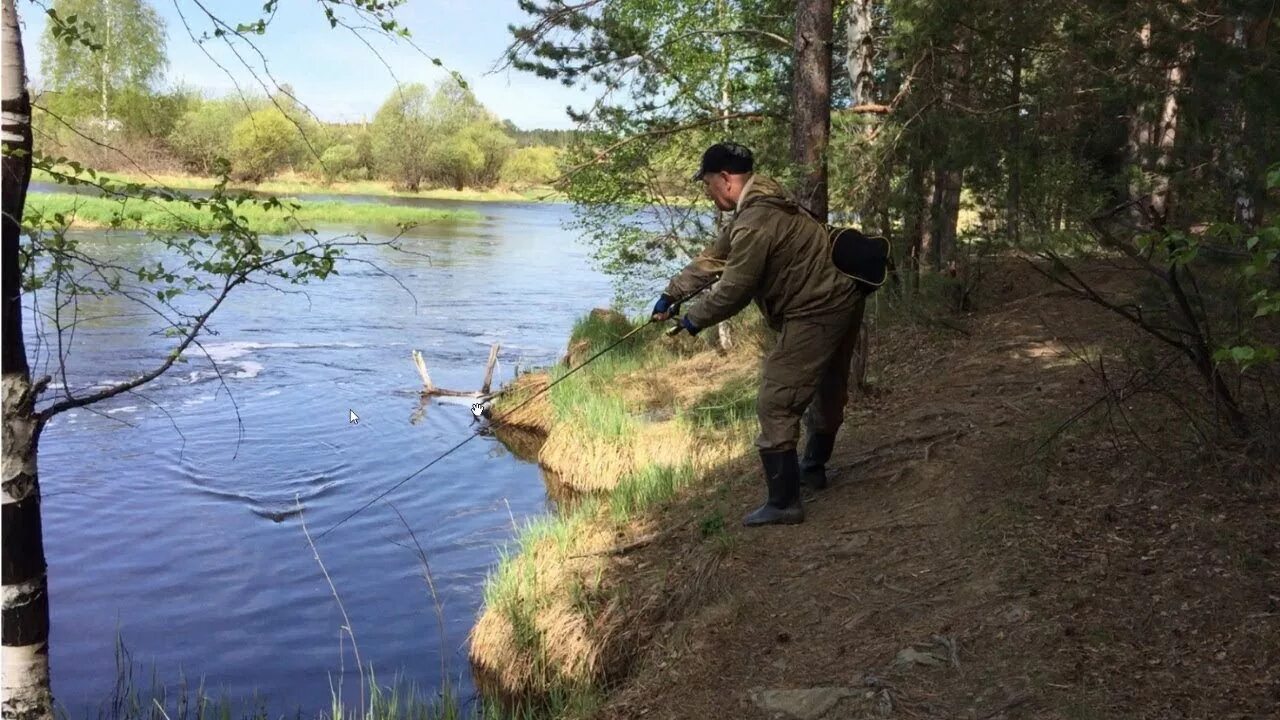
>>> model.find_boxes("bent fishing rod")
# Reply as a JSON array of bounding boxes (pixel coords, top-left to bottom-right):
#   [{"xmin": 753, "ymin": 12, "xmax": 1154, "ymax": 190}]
[{"xmin": 313, "ymin": 277, "xmax": 717, "ymax": 541}]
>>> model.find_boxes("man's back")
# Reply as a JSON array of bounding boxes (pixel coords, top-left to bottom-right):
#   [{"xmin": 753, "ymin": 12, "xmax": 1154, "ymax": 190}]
[{"xmin": 722, "ymin": 175, "xmax": 862, "ymax": 327}]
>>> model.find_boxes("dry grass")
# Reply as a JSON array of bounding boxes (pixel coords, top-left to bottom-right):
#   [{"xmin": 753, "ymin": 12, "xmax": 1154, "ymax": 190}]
[
  {"xmin": 472, "ymin": 308, "xmax": 770, "ymax": 708},
  {"xmin": 489, "ymin": 373, "xmax": 554, "ymax": 435}
]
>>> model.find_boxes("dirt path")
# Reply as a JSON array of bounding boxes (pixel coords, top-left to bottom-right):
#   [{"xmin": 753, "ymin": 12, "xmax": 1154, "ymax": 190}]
[{"xmin": 598, "ymin": 267, "xmax": 1279, "ymax": 719}]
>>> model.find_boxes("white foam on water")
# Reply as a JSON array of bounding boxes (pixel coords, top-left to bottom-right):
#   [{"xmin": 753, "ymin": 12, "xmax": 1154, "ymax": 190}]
[
  {"xmin": 176, "ymin": 340, "xmax": 366, "ymax": 384},
  {"xmin": 105, "ymin": 406, "xmax": 138, "ymax": 415},
  {"xmin": 261, "ymin": 389, "xmax": 282, "ymax": 397},
  {"xmin": 193, "ymin": 340, "xmax": 366, "ymax": 363},
  {"xmin": 232, "ymin": 361, "xmax": 264, "ymax": 380}
]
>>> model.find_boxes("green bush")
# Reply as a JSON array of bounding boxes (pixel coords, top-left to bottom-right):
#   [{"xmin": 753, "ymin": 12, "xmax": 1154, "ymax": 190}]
[
  {"xmin": 168, "ymin": 97, "xmax": 263, "ymax": 175},
  {"xmin": 459, "ymin": 122, "xmax": 516, "ymax": 186},
  {"xmin": 501, "ymin": 146, "xmax": 561, "ymax": 187},
  {"xmin": 228, "ymin": 108, "xmax": 304, "ymax": 182},
  {"xmin": 369, "ymin": 78, "xmax": 511, "ymax": 191},
  {"xmin": 316, "ymin": 143, "xmax": 362, "ymax": 183},
  {"xmin": 370, "ymin": 84, "xmax": 434, "ymax": 190},
  {"xmin": 111, "ymin": 87, "xmax": 196, "ymax": 140},
  {"xmin": 424, "ymin": 139, "xmax": 485, "ymax": 190}
]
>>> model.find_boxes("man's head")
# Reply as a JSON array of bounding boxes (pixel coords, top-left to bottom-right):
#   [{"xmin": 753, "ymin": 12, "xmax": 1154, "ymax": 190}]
[{"xmin": 693, "ymin": 142, "xmax": 754, "ymax": 211}]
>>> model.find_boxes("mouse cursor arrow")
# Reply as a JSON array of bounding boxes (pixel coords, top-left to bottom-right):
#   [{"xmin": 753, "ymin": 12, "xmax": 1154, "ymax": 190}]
[{"xmin": 348, "ymin": 409, "xmax": 359, "ymax": 425}]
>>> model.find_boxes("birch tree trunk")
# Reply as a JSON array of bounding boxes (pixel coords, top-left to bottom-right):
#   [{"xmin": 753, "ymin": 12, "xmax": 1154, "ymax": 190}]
[
  {"xmin": 1006, "ymin": 4, "xmax": 1024, "ymax": 244},
  {"xmin": 790, "ymin": 0, "xmax": 834, "ymax": 222},
  {"xmin": 710, "ymin": 0, "xmax": 732, "ymax": 352},
  {"xmin": 100, "ymin": 0, "xmax": 111, "ymax": 124},
  {"xmin": 1, "ymin": 1, "xmax": 53, "ymax": 717},
  {"xmin": 1127, "ymin": 19, "xmax": 1187, "ymax": 225},
  {"xmin": 844, "ymin": 0, "xmax": 874, "ymax": 106}
]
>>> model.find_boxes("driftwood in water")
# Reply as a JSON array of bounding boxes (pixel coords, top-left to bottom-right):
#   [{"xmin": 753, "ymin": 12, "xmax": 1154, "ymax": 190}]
[{"xmin": 414, "ymin": 345, "xmax": 501, "ymax": 398}]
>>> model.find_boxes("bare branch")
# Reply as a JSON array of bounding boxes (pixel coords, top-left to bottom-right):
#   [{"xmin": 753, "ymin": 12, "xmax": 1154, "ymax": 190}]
[
  {"xmin": 37, "ymin": 277, "xmax": 239, "ymax": 420},
  {"xmin": 553, "ymin": 112, "xmax": 775, "ymax": 185}
]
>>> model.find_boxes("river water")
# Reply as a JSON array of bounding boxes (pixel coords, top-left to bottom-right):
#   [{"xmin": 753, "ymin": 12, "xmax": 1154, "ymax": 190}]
[{"xmin": 28, "ymin": 195, "xmax": 617, "ymax": 716}]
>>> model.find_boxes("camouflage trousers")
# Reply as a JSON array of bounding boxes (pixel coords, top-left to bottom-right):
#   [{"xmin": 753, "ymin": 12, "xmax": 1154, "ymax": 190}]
[{"xmin": 755, "ymin": 296, "xmax": 867, "ymax": 452}]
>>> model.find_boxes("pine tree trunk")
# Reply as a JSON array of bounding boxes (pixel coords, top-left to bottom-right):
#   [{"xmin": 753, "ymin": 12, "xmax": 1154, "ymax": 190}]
[
  {"xmin": 923, "ymin": 167, "xmax": 942, "ymax": 271},
  {"xmin": 790, "ymin": 0, "xmax": 834, "ymax": 222},
  {"xmin": 904, "ymin": 153, "xmax": 926, "ymax": 291},
  {"xmin": 937, "ymin": 168, "xmax": 963, "ymax": 269},
  {"xmin": 2, "ymin": 2, "xmax": 53, "ymax": 718}
]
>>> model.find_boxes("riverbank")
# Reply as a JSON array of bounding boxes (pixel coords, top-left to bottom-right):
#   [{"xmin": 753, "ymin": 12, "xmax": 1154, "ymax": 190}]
[
  {"xmin": 477, "ymin": 261, "xmax": 1279, "ymax": 718},
  {"xmin": 32, "ymin": 167, "xmax": 568, "ymax": 204},
  {"xmin": 24, "ymin": 191, "xmax": 482, "ymax": 234},
  {"xmin": 470, "ymin": 308, "xmax": 768, "ymax": 713}
]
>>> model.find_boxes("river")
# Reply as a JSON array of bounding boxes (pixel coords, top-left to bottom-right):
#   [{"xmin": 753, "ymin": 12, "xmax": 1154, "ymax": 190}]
[{"xmin": 28, "ymin": 195, "xmax": 617, "ymax": 716}]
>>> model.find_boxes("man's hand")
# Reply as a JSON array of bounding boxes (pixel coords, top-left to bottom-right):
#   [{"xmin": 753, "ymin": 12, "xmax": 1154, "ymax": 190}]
[
  {"xmin": 651, "ymin": 293, "xmax": 680, "ymax": 321},
  {"xmin": 666, "ymin": 315, "xmax": 701, "ymax": 337}
]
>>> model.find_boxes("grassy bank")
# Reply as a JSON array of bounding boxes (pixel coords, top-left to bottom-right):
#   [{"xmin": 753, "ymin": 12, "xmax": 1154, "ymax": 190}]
[
  {"xmin": 24, "ymin": 192, "xmax": 482, "ymax": 235},
  {"xmin": 32, "ymin": 167, "xmax": 568, "ymax": 204},
  {"xmin": 470, "ymin": 308, "xmax": 769, "ymax": 712}
]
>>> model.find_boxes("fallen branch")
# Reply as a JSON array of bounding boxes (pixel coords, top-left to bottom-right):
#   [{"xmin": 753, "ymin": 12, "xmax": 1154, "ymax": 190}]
[
  {"xmin": 569, "ymin": 532, "xmax": 660, "ymax": 559},
  {"xmin": 414, "ymin": 344, "xmax": 502, "ymax": 398}
]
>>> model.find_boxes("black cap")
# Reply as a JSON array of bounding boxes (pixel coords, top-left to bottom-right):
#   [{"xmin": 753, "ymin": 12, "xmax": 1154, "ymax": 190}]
[{"xmin": 692, "ymin": 142, "xmax": 754, "ymax": 181}]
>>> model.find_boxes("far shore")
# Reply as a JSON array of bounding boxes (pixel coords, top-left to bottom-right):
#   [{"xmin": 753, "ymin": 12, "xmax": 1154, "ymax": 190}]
[
  {"xmin": 24, "ymin": 191, "xmax": 484, "ymax": 235},
  {"xmin": 32, "ymin": 167, "xmax": 569, "ymax": 205}
]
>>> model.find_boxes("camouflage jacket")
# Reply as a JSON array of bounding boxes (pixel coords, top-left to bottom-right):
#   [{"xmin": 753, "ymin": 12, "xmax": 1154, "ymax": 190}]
[{"xmin": 664, "ymin": 175, "xmax": 861, "ymax": 330}]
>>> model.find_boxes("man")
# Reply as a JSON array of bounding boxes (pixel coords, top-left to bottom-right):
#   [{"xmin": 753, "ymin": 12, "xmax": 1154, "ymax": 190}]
[{"xmin": 652, "ymin": 142, "xmax": 866, "ymax": 526}]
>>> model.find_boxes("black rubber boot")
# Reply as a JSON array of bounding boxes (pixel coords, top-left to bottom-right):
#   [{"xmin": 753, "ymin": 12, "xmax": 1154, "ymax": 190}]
[
  {"xmin": 743, "ymin": 449, "xmax": 804, "ymax": 526},
  {"xmin": 800, "ymin": 432, "xmax": 837, "ymax": 490}
]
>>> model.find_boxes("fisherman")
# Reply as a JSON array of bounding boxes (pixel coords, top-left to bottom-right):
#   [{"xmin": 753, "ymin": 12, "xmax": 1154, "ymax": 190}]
[{"xmin": 652, "ymin": 142, "xmax": 866, "ymax": 527}]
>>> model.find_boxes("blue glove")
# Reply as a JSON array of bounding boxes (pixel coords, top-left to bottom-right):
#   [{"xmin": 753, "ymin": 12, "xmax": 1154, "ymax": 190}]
[
  {"xmin": 652, "ymin": 293, "xmax": 680, "ymax": 320},
  {"xmin": 679, "ymin": 316, "xmax": 701, "ymax": 336}
]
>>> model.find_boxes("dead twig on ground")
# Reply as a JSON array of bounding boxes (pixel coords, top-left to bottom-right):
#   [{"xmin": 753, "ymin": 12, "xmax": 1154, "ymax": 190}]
[
  {"xmin": 978, "ymin": 692, "xmax": 1032, "ymax": 719},
  {"xmin": 839, "ymin": 521, "xmax": 938, "ymax": 535},
  {"xmin": 569, "ymin": 532, "xmax": 661, "ymax": 559}
]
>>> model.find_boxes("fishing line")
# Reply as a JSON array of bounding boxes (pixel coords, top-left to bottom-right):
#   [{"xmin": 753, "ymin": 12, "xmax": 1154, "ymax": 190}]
[{"xmin": 314, "ymin": 279, "xmax": 716, "ymax": 541}]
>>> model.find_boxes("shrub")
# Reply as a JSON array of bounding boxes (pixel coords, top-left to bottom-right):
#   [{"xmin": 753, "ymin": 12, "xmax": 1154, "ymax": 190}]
[
  {"xmin": 316, "ymin": 143, "xmax": 361, "ymax": 183},
  {"xmin": 501, "ymin": 146, "xmax": 561, "ymax": 187},
  {"xmin": 424, "ymin": 139, "xmax": 484, "ymax": 191},
  {"xmin": 168, "ymin": 97, "xmax": 262, "ymax": 175},
  {"xmin": 228, "ymin": 108, "xmax": 303, "ymax": 182}
]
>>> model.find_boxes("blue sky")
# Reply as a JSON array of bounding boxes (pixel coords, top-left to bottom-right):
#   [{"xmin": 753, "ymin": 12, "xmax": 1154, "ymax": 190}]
[{"xmin": 17, "ymin": 0, "xmax": 596, "ymax": 129}]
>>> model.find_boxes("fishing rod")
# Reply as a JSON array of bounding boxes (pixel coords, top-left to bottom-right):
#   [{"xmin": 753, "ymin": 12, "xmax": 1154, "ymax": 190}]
[{"xmin": 313, "ymin": 278, "xmax": 717, "ymax": 541}]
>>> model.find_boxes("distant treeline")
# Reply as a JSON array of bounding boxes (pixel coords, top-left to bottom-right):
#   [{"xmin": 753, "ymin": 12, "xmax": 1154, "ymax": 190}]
[
  {"xmin": 34, "ymin": 80, "xmax": 574, "ymax": 191},
  {"xmin": 504, "ymin": 125, "xmax": 577, "ymax": 148}
]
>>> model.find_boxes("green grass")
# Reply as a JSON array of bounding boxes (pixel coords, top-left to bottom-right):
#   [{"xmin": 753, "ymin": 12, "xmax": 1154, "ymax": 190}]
[
  {"xmin": 543, "ymin": 312, "xmax": 659, "ymax": 431},
  {"xmin": 475, "ymin": 308, "xmax": 764, "ymax": 711},
  {"xmin": 25, "ymin": 192, "xmax": 481, "ymax": 235},
  {"xmin": 683, "ymin": 374, "xmax": 758, "ymax": 429},
  {"xmin": 567, "ymin": 312, "xmax": 647, "ymax": 358},
  {"xmin": 608, "ymin": 463, "xmax": 696, "ymax": 523},
  {"xmin": 32, "ymin": 167, "xmax": 568, "ymax": 204},
  {"xmin": 546, "ymin": 378, "xmax": 636, "ymax": 436}
]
